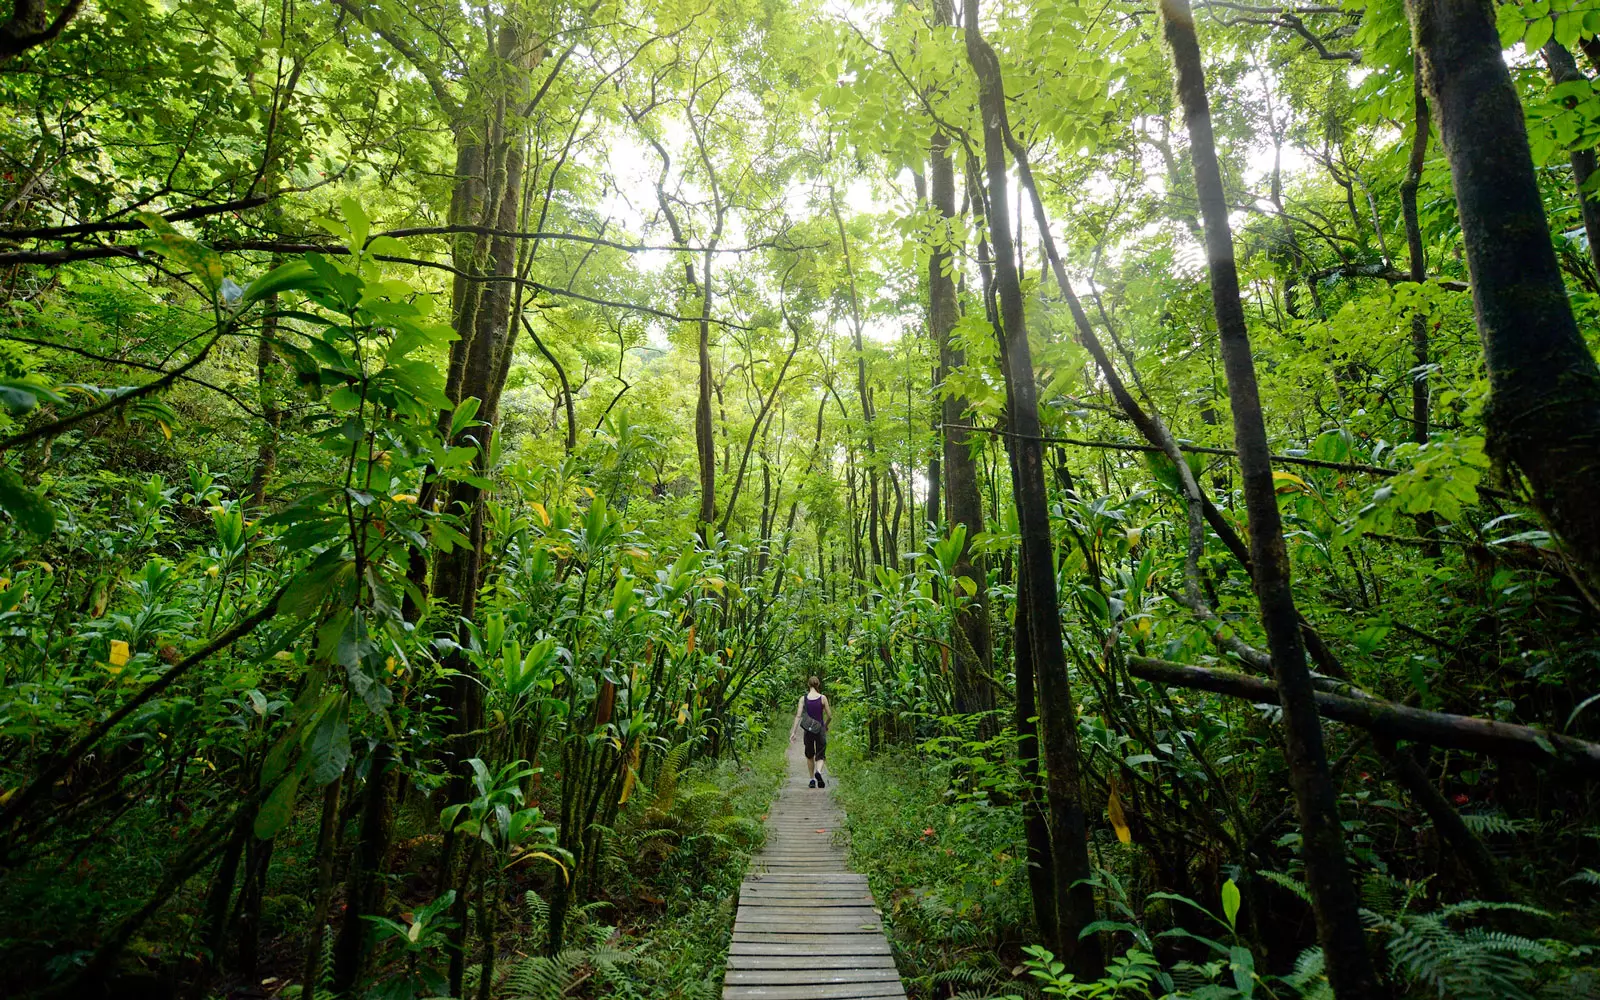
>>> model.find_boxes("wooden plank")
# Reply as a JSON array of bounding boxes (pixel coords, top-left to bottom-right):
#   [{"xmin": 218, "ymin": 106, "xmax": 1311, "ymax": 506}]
[
  {"xmin": 727, "ymin": 955, "xmax": 899, "ymax": 971},
  {"xmin": 729, "ymin": 942, "xmax": 893, "ymax": 957},
  {"xmin": 740, "ymin": 886, "xmax": 871, "ymax": 896},
  {"xmin": 738, "ymin": 898, "xmax": 876, "ymax": 909},
  {"xmin": 742, "ymin": 875, "xmax": 866, "ymax": 883},
  {"xmin": 725, "ymin": 969, "xmax": 905, "ymax": 986},
  {"xmin": 723, "ymin": 983, "xmax": 906, "ymax": 999},
  {"xmin": 736, "ymin": 921, "xmax": 889, "ymax": 940},
  {"xmin": 735, "ymin": 908, "xmax": 880, "ymax": 923},
  {"xmin": 743, "ymin": 874, "xmax": 867, "ymax": 884},
  {"xmin": 735, "ymin": 919, "xmax": 884, "ymax": 932}
]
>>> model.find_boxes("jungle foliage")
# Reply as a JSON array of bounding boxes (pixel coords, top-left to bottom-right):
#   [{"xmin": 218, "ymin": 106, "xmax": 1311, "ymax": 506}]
[{"xmin": 3, "ymin": 0, "xmax": 1600, "ymax": 997}]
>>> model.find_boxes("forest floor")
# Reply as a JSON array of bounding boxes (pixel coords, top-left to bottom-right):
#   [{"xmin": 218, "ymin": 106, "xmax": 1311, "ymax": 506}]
[{"xmin": 829, "ymin": 737, "xmax": 1036, "ymax": 1000}]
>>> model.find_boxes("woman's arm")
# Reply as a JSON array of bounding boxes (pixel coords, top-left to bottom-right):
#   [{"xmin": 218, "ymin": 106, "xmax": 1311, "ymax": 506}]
[
  {"xmin": 789, "ymin": 696, "xmax": 804, "ymax": 741},
  {"xmin": 822, "ymin": 695, "xmax": 833, "ymax": 728}
]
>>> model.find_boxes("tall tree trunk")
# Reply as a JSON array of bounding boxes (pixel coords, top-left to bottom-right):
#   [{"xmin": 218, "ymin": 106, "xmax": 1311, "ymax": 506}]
[
  {"xmin": 831, "ymin": 190, "xmax": 882, "ymax": 567},
  {"xmin": 1409, "ymin": 0, "xmax": 1600, "ymax": 599},
  {"xmin": 332, "ymin": 747, "xmax": 394, "ymax": 994},
  {"xmin": 930, "ymin": 125, "xmax": 993, "ymax": 719},
  {"xmin": 1398, "ymin": 64, "xmax": 1439, "ymax": 557},
  {"xmin": 963, "ymin": 1, "xmax": 1100, "ymax": 975},
  {"xmin": 246, "ymin": 315, "xmax": 282, "ymax": 507},
  {"xmin": 696, "ymin": 250, "xmax": 717, "ymax": 534},
  {"xmin": 1013, "ymin": 576, "xmax": 1059, "ymax": 946},
  {"xmin": 926, "ymin": 385, "xmax": 942, "ymax": 529},
  {"xmin": 1158, "ymin": 0, "xmax": 1381, "ymax": 994},
  {"xmin": 300, "ymin": 776, "xmax": 343, "ymax": 997},
  {"xmin": 1542, "ymin": 39, "xmax": 1600, "ymax": 279},
  {"xmin": 1400, "ymin": 66, "xmax": 1431, "ymax": 448},
  {"xmin": 431, "ymin": 23, "xmax": 535, "ymax": 779}
]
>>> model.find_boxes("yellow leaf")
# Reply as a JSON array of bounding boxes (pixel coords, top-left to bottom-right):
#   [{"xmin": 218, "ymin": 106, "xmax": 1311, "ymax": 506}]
[
  {"xmin": 109, "ymin": 640, "xmax": 130, "ymax": 667},
  {"xmin": 1126, "ymin": 526, "xmax": 1142, "ymax": 546},
  {"xmin": 157, "ymin": 420, "xmax": 172, "ymax": 441},
  {"xmin": 1272, "ymin": 470, "xmax": 1308, "ymax": 494},
  {"xmin": 619, "ymin": 743, "xmax": 641, "ymax": 804},
  {"xmin": 391, "ymin": 494, "xmax": 418, "ymax": 504},
  {"xmin": 506, "ymin": 850, "xmax": 570, "ymax": 882},
  {"xmin": 677, "ymin": 704, "xmax": 689, "ymax": 725},
  {"xmin": 1108, "ymin": 778, "xmax": 1132, "ymax": 845},
  {"xmin": 685, "ymin": 624, "xmax": 696, "ymax": 656},
  {"xmin": 530, "ymin": 501, "xmax": 549, "ymax": 526}
]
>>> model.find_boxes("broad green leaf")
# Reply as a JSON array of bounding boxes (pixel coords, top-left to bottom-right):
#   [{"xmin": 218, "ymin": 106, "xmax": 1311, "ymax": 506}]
[
  {"xmin": 1222, "ymin": 878, "xmax": 1241, "ymax": 929},
  {"xmin": 138, "ymin": 212, "xmax": 225, "ymax": 292},
  {"xmin": 1525, "ymin": 15, "xmax": 1553, "ymax": 53},
  {"xmin": 305, "ymin": 696, "xmax": 350, "ymax": 786},
  {"xmin": 0, "ymin": 468, "xmax": 54, "ymax": 537},
  {"xmin": 243, "ymin": 260, "xmax": 325, "ymax": 304},
  {"xmin": 254, "ymin": 770, "xmax": 302, "ymax": 839}
]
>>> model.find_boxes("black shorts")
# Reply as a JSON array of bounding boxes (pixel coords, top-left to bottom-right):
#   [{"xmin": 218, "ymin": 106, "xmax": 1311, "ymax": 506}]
[{"xmin": 803, "ymin": 728, "xmax": 826, "ymax": 760}]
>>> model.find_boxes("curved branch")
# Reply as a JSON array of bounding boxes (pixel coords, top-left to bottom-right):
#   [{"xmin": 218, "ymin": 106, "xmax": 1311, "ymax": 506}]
[{"xmin": 0, "ymin": 326, "xmax": 228, "ymax": 454}]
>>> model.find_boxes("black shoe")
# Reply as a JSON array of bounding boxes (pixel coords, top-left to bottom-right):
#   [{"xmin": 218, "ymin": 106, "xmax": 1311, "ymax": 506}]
[
  {"xmin": 808, "ymin": 778, "xmax": 817, "ymax": 788},
  {"xmin": 816, "ymin": 773, "xmax": 826, "ymax": 788}
]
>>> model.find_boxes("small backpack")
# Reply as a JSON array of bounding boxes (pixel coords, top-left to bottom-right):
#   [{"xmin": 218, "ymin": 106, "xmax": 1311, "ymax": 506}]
[{"xmin": 799, "ymin": 698, "xmax": 825, "ymax": 734}]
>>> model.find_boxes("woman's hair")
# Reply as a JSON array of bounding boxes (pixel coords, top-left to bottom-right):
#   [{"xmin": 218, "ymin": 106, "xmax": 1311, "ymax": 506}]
[{"xmin": 807, "ymin": 675, "xmax": 821, "ymax": 691}]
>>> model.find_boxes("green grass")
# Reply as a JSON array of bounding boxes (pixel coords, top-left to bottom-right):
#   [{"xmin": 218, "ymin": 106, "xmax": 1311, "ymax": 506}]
[{"xmin": 830, "ymin": 731, "xmax": 1037, "ymax": 999}]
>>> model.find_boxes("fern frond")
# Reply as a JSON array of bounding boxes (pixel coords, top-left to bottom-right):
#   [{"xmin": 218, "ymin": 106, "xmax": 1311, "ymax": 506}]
[
  {"xmin": 931, "ymin": 966, "xmax": 996, "ymax": 989},
  {"xmin": 1564, "ymin": 868, "xmax": 1600, "ymax": 888},
  {"xmin": 1259, "ymin": 869, "xmax": 1312, "ymax": 905},
  {"xmin": 1460, "ymin": 811, "xmax": 1532, "ymax": 836},
  {"xmin": 1376, "ymin": 902, "xmax": 1558, "ymax": 1000},
  {"xmin": 500, "ymin": 948, "xmax": 587, "ymax": 1000}
]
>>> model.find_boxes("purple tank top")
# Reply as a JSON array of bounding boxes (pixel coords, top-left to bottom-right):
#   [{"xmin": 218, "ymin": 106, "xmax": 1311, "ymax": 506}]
[{"xmin": 804, "ymin": 695, "xmax": 824, "ymax": 722}]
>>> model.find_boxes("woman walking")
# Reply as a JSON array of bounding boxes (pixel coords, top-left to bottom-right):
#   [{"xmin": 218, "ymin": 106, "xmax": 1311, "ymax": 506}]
[{"xmin": 789, "ymin": 675, "xmax": 833, "ymax": 788}]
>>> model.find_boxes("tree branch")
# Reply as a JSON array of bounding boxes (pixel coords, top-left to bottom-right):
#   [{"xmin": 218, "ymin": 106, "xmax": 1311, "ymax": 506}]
[{"xmin": 1127, "ymin": 655, "xmax": 1600, "ymax": 774}]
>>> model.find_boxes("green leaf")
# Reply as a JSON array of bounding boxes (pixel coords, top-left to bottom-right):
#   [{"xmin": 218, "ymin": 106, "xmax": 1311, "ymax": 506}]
[
  {"xmin": 365, "ymin": 235, "xmax": 411, "ymax": 258},
  {"xmin": 255, "ymin": 770, "xmax": 302, "ymax": 839},
  {"xmin": 1229, "ymin": 944, "xmax": 1256, "ymax": 997},
  {"xmin": 261, "ymin": 729, "xmax": 297, "ymax": 786},
  {"xmin": 0, "ymin": 377, "xmax": 64, "ymax": 415},
  {"xmin": 1556, "ymin": 10, "xmax": 1582, "ymax": 49},
  {"xmin": 138, "ymin": 212, "xmax": 225, "ymax": 292},
  {"xmin": 340, "ymin": 196, "xmax": 371, "ymax": 251},
  {"xmin": 1496, "ymin": 3, "xmax": 1527, "ymax": 46},
  {"xmin": 1525, "ymin": 15, "xmax": 1553, "ymax": 52},
  {"xmin": 450, "ymin": 396, "xmax": 484, "ymax": 438},
  {"xmin": 1221, "ymin": 878, "xmax": 1241, "ymax": 930},
  {"xmin": 0, "ymin": 468, "xmax": 54, "ymax": 537},
  {"xmin": 305, "ymin": 696, "xmax": 350, "ymax": 786},
  {"xmin": 243, "ymin": 260, "xmax": 326, "ymax": 305}
]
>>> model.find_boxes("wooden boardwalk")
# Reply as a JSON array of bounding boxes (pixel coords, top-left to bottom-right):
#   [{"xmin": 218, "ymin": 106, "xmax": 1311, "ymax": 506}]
[{"xmin": 723, "ymin": 743, "xmax": 908, "ymax": 1000}]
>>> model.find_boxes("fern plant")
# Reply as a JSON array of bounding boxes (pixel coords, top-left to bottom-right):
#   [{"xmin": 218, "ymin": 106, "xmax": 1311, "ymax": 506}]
[{"xmin": 1366, "ymin": 901, "xmax": 1561, "ymax": 1000}]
